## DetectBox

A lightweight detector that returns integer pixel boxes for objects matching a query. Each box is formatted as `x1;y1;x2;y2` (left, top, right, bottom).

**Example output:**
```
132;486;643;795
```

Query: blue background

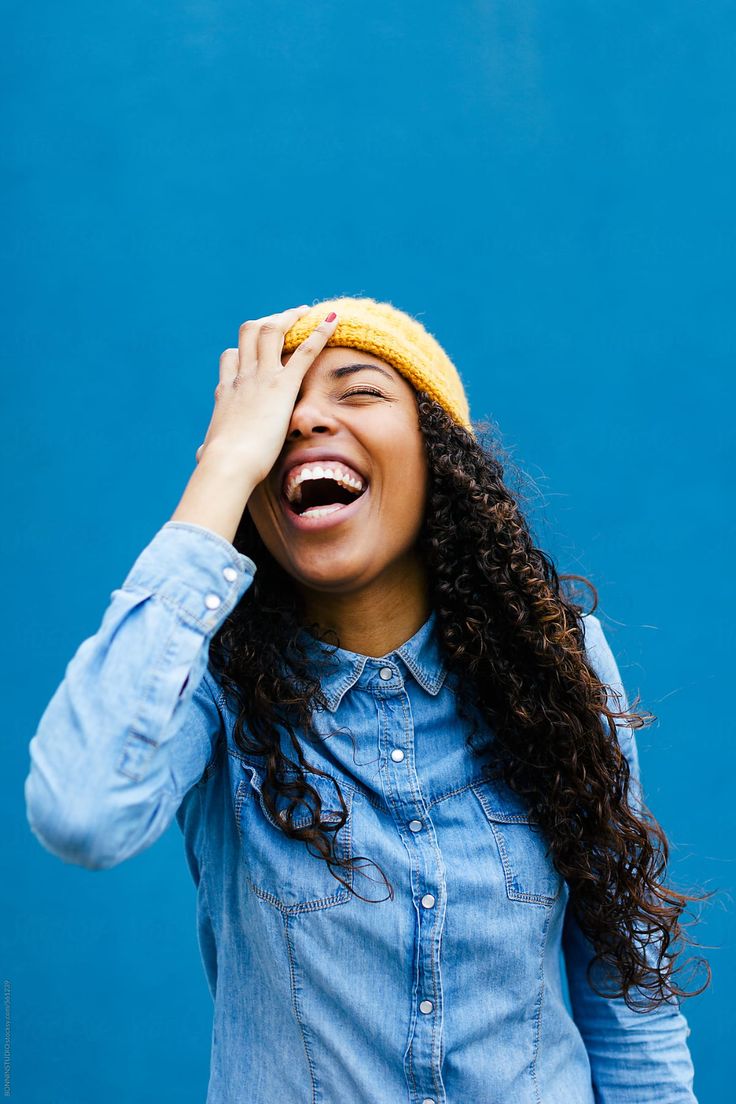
4;2;733;1100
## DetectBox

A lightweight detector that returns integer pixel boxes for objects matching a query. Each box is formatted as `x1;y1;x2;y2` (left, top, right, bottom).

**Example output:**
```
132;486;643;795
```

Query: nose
286;390;338;439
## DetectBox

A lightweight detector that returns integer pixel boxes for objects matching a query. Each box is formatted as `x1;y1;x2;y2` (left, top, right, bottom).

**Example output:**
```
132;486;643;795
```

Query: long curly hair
208;390;713;1012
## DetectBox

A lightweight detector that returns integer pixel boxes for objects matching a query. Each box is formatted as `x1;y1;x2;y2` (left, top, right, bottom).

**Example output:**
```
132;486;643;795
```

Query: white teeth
299;503;345;518
285;463;365;504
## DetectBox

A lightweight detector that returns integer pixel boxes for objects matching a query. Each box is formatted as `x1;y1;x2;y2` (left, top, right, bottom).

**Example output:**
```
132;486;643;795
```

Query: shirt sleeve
23;520;256;872
562;613;698;1103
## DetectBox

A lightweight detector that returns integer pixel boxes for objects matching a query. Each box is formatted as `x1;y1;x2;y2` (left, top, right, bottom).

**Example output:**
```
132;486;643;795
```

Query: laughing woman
25;297;709;1103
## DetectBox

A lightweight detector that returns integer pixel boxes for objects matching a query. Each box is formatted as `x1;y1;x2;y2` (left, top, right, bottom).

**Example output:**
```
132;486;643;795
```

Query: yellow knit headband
282;296;475;438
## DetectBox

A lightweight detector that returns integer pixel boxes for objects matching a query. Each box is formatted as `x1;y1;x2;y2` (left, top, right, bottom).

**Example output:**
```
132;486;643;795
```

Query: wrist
199;441;264;489
169;449;260;545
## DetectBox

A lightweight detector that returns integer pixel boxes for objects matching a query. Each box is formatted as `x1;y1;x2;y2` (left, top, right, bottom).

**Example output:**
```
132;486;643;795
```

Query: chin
286;555;372;592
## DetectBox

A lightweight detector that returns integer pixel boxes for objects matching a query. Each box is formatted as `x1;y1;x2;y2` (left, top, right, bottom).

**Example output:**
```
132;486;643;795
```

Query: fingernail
325;311;337;323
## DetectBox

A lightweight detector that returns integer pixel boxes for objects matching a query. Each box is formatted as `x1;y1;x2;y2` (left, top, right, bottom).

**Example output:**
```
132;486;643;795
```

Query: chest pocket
470;778;563;906
235;761;354;912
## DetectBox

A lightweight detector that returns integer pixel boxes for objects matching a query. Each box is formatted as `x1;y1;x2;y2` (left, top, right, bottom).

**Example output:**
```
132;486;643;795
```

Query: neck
296;555;432;658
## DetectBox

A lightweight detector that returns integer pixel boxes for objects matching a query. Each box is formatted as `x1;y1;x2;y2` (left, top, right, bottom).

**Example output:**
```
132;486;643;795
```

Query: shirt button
222;566;238;582
422;1099;436;1104
379;666;393;680
390;748;405;762
419;999;433;1014
421;893;436;909
408;819;423;833
204;594;222;610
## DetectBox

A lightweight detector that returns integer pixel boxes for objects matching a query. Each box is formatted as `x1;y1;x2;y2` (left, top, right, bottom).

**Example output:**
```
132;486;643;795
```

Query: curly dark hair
208;389;713;1013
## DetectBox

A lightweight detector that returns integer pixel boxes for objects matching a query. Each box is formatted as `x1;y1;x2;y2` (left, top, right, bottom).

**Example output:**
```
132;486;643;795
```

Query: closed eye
341;387;385;399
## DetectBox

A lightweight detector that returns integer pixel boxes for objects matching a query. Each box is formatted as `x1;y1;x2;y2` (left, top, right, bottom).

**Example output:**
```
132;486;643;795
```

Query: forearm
169;445;261;545
564;906;698;1103
564;616;699;1101
24;522;256;870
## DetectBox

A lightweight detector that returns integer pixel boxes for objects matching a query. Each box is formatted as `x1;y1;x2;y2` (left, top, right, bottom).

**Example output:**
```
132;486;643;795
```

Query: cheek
383;451;428;531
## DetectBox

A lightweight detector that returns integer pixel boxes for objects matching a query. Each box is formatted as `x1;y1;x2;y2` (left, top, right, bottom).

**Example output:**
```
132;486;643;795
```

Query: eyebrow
328;362;395;382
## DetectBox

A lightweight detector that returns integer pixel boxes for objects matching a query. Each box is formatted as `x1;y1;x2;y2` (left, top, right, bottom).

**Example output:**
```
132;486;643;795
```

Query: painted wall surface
4;2;732;1101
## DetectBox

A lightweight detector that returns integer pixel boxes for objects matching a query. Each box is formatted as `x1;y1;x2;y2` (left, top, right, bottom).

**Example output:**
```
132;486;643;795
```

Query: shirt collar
293;608;449;712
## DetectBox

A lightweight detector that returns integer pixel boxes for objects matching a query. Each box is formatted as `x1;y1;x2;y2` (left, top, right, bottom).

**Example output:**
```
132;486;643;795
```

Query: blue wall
4;2;732;1100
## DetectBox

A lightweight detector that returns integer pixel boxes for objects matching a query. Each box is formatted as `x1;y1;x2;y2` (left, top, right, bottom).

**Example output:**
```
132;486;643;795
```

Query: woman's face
246;345;429;598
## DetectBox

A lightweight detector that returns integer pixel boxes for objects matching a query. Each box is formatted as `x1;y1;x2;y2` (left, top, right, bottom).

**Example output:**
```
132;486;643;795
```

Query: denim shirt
24;521;697;1104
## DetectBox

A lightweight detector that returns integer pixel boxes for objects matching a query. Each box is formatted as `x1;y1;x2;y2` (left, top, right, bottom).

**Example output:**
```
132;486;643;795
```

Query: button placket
410;812;443;1095
379;678;445;1102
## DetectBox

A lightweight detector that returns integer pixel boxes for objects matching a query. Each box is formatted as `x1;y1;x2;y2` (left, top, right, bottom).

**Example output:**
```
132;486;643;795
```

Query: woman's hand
195;304;339;486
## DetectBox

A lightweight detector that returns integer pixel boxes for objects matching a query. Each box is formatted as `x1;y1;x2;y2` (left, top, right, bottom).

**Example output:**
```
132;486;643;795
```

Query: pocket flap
242;760;348;830
471;776;539;825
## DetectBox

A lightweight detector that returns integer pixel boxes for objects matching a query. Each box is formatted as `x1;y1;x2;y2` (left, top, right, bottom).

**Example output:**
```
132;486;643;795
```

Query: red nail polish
325;311;337;323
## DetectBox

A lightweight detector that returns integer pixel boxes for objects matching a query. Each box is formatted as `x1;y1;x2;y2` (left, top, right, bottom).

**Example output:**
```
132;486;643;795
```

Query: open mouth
280;475;370;525
280;472;370;527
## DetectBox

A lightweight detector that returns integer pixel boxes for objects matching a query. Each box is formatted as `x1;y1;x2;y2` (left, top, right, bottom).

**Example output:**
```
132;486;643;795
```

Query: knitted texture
282;296;475;437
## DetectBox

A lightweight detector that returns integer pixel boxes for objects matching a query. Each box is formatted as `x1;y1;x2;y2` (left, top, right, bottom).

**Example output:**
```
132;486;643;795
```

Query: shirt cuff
119;520;257;633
